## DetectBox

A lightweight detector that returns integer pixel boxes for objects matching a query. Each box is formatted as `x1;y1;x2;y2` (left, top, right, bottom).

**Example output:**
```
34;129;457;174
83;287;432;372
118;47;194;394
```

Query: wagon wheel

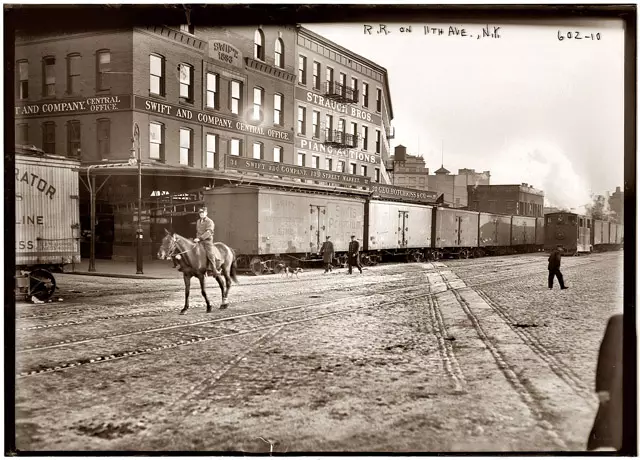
249;256;266;276
29;268;56;302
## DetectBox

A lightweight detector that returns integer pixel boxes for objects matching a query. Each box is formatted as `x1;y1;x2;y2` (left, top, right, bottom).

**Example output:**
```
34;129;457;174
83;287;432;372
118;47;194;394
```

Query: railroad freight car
510;215;539;253
364;200;433;263
477;212;512;256
432;207;479;258
15;147;81;301
203;185;365;275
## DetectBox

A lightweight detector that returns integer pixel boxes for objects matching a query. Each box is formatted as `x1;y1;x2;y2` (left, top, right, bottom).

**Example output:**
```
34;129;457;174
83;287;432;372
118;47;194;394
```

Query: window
149;122;164;161
350;163;357;175
273;93;283;125
67;120;81;157
297;106;306;135
362;82;369;108
351;77;358;97
362;125;368;150
230;138;242;156
206;73;219;109
66;54;81;95
325;114;333;132
326;158;333;171
339;72;346;87
179;63;193;102
298;55;307;85
205;134;217;169
361;165;367;177
273;145;282;163
17;60;28;99
326;66;333;87
297;152;306;167
337;160;345;173
252;142;264;160
179;128;193;166
96;50;110;91
97;119;110;158
252;87;264;121
150;54;165;96
274;38;284;68
42;57;56;97
254;29;265;60
338;118;345;133
312;61;321;90
16;123;28;145
230;80;242;115
375;129;381;154
42;122;55;153
312;110;320;138
351;122;358;138
376;88;382;112
375;168;380;183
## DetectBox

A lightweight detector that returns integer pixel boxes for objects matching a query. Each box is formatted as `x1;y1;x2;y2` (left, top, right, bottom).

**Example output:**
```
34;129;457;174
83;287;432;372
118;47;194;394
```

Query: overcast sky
305;19;625;209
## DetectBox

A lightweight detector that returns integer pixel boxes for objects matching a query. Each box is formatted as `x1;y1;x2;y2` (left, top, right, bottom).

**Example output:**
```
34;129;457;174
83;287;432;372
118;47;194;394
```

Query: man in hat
347;235;363;274
319;235;334;273
194;207;216;273
548;244;568;290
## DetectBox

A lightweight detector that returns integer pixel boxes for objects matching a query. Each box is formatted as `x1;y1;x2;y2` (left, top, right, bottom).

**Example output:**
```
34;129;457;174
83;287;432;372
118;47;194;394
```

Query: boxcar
432;207;479;258
15;148;81;301
204;185;365;274
365;200;432;261
477;212;511;256
511;215;538;252
535;217;545;248
592;219;605;249
544;211;591;254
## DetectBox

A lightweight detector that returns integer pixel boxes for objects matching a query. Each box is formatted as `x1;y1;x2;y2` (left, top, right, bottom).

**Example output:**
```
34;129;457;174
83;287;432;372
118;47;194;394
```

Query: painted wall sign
295;87;382;126
15;95;132;118
225;155;371;187
209;40;242;67
296;138;379;164
135;96;292;143
371;183;438;203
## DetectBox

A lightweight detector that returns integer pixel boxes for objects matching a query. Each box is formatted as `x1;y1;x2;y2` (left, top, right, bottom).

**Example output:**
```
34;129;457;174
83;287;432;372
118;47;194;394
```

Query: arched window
274;38;284;68
254;29;265;60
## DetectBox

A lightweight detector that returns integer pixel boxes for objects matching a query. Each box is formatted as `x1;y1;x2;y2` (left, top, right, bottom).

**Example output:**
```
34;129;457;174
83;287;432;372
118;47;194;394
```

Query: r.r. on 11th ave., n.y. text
363;24;502;39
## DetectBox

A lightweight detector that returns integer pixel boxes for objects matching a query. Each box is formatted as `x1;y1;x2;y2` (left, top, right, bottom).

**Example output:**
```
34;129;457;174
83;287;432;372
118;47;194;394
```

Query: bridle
164;234;198;259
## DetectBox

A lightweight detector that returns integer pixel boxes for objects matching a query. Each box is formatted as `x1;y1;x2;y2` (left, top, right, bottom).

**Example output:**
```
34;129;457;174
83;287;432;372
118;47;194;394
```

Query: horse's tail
230;248;239;284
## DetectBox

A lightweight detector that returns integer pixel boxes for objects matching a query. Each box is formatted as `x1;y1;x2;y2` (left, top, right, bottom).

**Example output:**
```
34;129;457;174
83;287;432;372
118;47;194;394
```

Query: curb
71;271;171;280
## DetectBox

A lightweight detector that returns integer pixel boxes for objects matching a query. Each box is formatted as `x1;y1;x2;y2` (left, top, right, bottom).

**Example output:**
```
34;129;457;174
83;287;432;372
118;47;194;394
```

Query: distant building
468;183;544;217
386;145;490;207
609;186;624;223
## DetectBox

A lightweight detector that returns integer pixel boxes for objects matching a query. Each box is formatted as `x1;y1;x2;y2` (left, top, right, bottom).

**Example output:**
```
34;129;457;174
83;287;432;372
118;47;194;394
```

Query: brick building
609;186;624;223
14;22;394;260
467;183;544;217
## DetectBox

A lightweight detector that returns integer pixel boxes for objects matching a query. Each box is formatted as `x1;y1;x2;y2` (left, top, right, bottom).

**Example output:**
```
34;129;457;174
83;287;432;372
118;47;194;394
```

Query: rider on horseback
194;207;216;274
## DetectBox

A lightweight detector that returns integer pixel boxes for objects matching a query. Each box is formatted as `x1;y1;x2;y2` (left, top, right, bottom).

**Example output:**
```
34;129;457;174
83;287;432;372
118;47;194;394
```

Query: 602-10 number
558;30;601;41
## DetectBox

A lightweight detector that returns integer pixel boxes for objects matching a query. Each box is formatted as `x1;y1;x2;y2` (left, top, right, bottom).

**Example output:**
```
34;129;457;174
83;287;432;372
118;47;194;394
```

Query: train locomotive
544;211;624;255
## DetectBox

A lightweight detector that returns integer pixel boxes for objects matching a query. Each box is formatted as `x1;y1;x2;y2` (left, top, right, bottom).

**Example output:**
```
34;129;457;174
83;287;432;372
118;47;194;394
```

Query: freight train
204;184;623;275
15;145;81;301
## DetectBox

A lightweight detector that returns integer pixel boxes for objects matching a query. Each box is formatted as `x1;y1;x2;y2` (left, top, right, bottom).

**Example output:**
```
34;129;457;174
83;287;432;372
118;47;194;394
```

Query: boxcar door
456;216;462;246
398;211;409;248
309;205;327;253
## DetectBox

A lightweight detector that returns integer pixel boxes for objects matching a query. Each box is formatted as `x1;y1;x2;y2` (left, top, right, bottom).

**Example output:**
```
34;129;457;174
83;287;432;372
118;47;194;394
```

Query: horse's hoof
206;308;212;313
179;310;187;315
220;303;229;309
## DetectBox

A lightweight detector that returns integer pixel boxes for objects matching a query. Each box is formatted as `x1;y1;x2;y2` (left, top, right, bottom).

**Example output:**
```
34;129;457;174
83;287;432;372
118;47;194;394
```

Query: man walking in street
194;207;216;274
347;235;363;274
320;235;334;273
548;244;568;290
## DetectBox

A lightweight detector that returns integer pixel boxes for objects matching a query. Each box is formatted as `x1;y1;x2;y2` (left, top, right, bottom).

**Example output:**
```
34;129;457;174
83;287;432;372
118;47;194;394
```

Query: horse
157;229;238;314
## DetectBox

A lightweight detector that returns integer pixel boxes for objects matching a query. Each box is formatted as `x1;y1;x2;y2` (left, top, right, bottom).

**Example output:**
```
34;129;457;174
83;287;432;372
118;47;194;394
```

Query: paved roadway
13;251;623;452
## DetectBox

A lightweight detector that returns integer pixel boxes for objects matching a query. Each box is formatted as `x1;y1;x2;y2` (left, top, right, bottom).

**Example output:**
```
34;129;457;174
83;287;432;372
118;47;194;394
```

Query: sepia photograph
5;3;635;454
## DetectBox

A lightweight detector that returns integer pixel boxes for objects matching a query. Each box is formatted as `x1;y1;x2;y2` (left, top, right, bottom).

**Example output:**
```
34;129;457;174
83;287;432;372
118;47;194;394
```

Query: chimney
394;145;407;162
616;186;621;193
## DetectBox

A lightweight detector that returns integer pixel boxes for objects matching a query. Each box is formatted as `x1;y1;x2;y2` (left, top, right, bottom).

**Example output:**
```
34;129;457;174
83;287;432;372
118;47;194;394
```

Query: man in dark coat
319;236;334;273
194;207;216;273
587;314;623;451
548;245;568;289
347;235;363;274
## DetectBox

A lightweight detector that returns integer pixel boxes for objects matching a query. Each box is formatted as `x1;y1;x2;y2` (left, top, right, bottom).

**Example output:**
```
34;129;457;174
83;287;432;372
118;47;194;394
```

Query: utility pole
132;123;144;274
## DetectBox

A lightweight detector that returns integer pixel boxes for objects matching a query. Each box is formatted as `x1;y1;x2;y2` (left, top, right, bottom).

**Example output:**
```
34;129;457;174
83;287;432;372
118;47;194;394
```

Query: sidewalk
70;258;184;280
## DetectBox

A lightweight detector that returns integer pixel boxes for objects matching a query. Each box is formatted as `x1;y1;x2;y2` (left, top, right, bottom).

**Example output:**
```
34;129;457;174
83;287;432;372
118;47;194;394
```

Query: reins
167;235;198;258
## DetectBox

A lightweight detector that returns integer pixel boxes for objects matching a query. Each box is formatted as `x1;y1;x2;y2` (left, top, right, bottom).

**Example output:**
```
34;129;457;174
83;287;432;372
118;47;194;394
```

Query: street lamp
130;123;143;274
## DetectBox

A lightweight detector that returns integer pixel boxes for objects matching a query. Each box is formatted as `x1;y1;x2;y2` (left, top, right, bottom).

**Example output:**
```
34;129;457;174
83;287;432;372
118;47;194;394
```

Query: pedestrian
587;314;623;451
548;244;568;289
320;235;334;273
347;235;363;274
194;207;216;274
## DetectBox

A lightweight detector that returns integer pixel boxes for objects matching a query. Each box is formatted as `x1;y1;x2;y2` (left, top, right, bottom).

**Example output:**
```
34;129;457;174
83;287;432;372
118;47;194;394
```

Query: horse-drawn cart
15;146;81;302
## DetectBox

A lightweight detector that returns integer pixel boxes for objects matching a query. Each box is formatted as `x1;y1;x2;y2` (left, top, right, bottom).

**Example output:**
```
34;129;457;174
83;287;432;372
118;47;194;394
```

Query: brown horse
157;230;238;314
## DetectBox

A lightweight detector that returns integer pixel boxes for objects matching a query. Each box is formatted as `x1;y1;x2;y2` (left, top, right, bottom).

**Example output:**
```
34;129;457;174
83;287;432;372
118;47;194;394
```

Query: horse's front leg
181;274;191;315
214;275;228;309
198;274;213;313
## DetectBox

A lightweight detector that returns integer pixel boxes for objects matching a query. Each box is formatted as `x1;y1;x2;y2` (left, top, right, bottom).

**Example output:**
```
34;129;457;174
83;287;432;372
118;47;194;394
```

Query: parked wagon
15;146;81;301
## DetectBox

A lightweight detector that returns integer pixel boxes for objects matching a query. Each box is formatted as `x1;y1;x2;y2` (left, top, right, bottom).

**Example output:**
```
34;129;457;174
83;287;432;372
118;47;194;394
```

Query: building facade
467;184;544;217
609;186;624;223
293;27;394;184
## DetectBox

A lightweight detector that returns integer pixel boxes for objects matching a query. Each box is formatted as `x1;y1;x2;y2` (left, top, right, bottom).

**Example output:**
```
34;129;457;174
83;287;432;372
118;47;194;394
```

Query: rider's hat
198;207;207;213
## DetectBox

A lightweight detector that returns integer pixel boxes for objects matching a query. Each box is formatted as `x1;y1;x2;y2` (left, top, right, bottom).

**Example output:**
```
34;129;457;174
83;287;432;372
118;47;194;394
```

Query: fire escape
323;81;360;149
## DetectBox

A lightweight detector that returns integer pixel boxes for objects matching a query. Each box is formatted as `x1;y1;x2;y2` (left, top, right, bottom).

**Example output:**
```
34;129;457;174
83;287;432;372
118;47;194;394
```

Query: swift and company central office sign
15;95;132;117
135;96;292;143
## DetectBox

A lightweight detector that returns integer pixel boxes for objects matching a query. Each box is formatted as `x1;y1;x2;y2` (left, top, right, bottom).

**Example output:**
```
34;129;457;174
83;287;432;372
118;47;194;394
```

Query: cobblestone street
14;252;623;452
